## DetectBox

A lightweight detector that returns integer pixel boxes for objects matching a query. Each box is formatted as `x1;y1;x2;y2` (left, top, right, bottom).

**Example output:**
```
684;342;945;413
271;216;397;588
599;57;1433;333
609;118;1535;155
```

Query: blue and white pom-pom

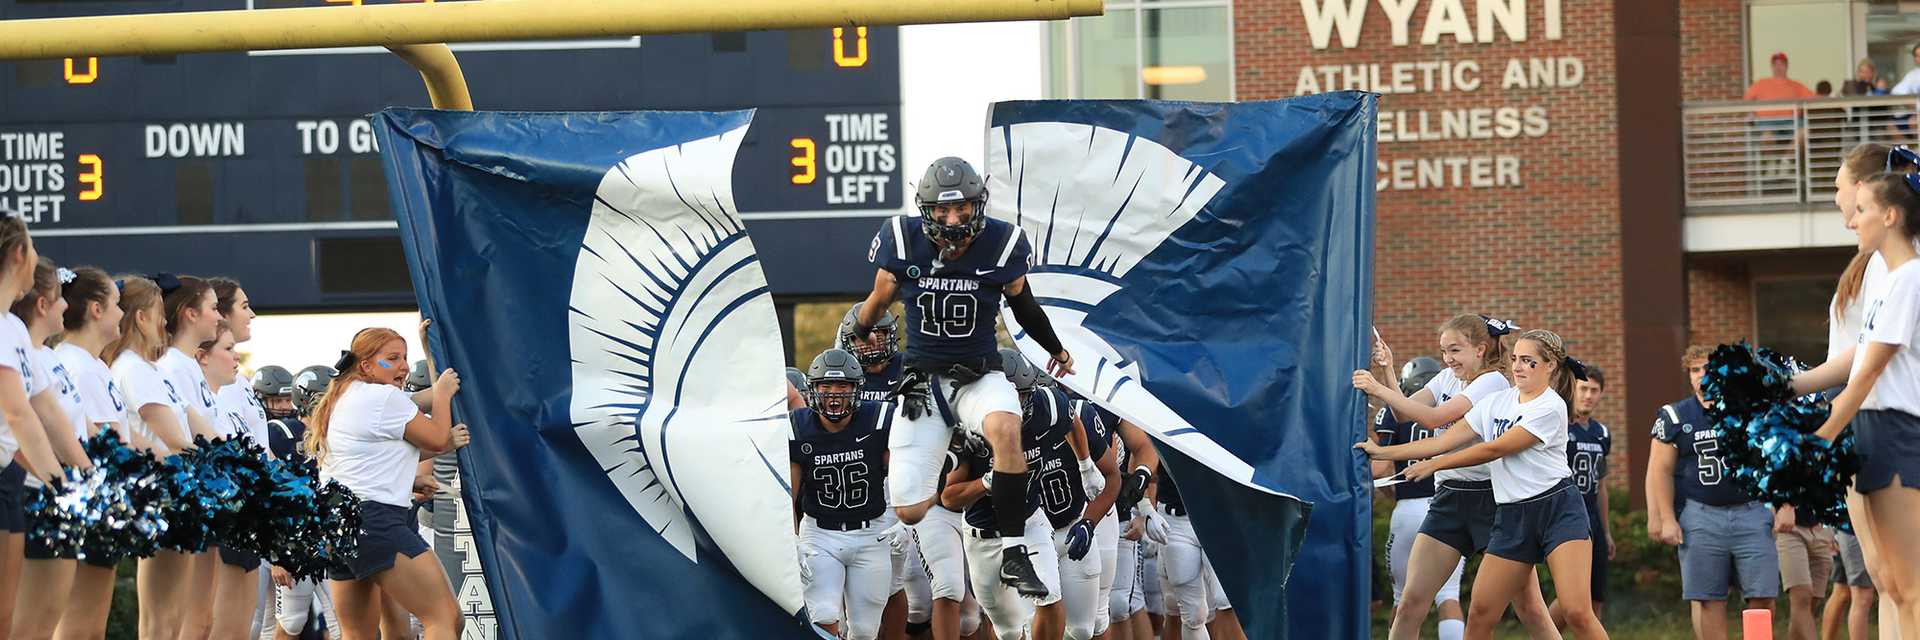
1702;342;1858;531
25;427;171;561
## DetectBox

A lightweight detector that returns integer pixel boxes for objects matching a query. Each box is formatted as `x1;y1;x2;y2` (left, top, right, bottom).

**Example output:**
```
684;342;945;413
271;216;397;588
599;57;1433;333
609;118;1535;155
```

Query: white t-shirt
55;343;122;440
1829;252;1890;362
0;314;35;464
1420;368;1512;484
1464;387;1573;503
1857;259;1920;414
157;347;218;423
319;380;423;508
216;382;271;451
34;346;87;443
112;349;184;456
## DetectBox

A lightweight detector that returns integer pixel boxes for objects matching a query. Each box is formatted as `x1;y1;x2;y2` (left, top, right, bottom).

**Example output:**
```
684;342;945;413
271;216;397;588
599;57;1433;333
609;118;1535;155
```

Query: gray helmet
252;365;295;418
915;157;988;246
293;365;336;417
1001;348;1041;415
784;367;808;393
1400;357;1444;397
805;349;865;422
837;302;899;368
404;360;431;393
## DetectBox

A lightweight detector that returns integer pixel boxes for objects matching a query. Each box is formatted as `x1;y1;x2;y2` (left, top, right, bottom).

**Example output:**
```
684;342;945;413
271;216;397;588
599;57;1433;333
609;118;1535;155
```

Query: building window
1046;0;1233;101
1753;276;1838;366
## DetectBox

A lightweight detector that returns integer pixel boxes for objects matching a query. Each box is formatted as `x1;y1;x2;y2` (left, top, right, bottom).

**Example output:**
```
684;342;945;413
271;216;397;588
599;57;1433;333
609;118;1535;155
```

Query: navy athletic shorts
1418;479;1494;556
328;501;429;582
1486;480;1589;565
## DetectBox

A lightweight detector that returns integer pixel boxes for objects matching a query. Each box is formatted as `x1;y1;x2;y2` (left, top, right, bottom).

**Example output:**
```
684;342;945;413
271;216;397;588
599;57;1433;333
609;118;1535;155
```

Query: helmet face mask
915;157;989;249
293;365;336;418
251;365;295;418
837;303;898;368
805;349;866;423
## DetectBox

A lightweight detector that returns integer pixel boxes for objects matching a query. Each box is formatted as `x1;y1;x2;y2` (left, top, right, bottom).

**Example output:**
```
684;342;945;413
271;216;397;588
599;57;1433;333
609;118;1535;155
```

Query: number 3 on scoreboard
77;154;103;202
790;138;816;185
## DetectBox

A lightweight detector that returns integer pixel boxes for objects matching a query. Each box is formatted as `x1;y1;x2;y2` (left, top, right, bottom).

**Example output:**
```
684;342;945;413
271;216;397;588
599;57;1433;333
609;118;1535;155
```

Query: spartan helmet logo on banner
565;124;802;615
985;121;1270;485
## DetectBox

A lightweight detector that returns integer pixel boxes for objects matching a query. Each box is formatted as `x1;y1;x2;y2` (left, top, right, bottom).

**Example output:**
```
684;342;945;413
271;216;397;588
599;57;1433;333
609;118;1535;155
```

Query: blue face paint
376;360;393;370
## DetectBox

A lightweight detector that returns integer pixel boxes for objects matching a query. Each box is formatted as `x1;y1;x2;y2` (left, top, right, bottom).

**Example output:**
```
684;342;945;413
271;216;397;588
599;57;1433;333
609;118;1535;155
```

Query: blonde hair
104;276;163;364
1439;314;1510;380
1516;329;1575;405
303;327;404;461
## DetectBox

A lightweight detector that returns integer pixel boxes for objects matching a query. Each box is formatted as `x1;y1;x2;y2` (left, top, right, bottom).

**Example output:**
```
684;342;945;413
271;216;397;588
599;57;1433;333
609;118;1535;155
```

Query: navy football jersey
1073;398;1115;466
858;354;904;403
1372;406;1437;501
1651;396;1749;507
791;402;893;524
267;416;307;460
868;215;1031;365
1567;417;1611;515
959;389;1078;531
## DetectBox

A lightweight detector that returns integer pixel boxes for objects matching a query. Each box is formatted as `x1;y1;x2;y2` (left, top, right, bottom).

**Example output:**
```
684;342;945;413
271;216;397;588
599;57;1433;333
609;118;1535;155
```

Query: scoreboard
0;0;904;308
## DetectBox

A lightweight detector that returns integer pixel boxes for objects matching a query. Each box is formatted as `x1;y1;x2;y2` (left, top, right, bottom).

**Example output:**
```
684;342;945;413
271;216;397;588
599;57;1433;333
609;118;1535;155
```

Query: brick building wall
1685;258;1756;347
1236;0;1629;441
1681;0;1747;102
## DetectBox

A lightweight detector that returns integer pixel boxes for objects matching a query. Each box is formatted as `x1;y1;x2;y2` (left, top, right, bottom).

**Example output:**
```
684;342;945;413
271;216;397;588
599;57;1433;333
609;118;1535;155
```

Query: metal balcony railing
1682;95;1920;210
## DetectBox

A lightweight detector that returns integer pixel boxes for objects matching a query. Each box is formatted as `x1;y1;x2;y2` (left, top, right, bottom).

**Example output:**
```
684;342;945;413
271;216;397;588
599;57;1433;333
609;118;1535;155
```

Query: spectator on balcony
1745;52;1817;119
1843;58;1887;97
1819;81;1834;98
1890;44;1920;96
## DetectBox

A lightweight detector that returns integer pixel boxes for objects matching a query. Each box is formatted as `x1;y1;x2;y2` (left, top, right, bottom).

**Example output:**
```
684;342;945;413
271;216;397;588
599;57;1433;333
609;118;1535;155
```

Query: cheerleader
188;320;268;640
1813;170;1920;635
0;219;70;640
12;258;95;640
49;266;129;640
307;328;463;640
1395;329;1605;640
1354;314;1558;640
209;277;269;450
1794;142;1918;639
153;275;226;640
107;275;194;640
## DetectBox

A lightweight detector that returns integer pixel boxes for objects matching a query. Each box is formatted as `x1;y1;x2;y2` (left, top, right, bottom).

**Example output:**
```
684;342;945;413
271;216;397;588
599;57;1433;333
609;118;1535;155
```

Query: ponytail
304;327;402;462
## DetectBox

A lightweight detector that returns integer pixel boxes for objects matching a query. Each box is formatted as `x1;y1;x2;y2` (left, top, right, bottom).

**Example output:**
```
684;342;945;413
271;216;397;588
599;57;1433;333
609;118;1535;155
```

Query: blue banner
374;109;810;640
987;94;1377;640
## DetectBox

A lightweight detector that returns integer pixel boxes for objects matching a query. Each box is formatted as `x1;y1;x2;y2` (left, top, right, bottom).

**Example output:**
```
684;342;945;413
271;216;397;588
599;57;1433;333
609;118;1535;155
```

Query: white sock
1000;536;1029;552
1437;618;1465;640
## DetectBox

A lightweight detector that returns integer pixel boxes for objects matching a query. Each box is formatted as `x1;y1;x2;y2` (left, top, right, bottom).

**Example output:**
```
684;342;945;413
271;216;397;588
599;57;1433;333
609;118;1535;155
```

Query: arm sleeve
1372;407;1397;443
869;218;904;273
1007;285;1066;357
1651;407;1678;445
1867;270;1919;347
378;386;421;440
117;368;169;410
1517;402;1567;444
1461;371;1507;405
1599;423;1612;478
1464;398;1492;441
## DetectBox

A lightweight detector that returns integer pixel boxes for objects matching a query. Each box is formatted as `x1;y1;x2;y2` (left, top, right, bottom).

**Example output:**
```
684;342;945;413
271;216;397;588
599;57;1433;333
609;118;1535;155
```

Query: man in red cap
1745;52;1817;116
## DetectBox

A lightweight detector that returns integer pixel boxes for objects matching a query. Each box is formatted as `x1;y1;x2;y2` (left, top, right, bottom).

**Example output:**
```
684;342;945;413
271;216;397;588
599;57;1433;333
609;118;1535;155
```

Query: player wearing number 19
1645;345;1777;640
852;157;1075;600
791;349;897;640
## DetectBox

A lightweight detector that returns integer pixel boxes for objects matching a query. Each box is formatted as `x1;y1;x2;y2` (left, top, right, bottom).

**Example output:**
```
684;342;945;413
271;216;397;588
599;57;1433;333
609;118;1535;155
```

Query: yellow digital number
790;138;816;185
77;154;103;202
63;57;98;85
832;27;868;68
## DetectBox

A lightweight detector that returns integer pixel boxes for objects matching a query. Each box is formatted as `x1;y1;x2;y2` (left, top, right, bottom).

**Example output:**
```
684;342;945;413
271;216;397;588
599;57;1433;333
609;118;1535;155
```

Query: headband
1564;356;1589;381
1479;315;1518;338
149;272;182;297
332;350;357;375
1888;146;1919;173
